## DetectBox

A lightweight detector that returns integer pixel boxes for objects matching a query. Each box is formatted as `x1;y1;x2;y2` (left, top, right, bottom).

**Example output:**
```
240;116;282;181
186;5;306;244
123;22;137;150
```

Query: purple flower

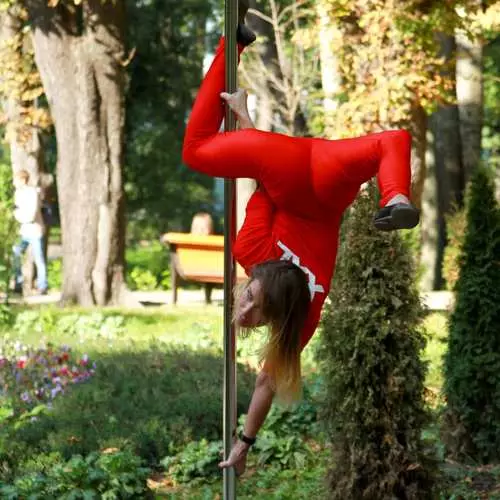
50;386;62;399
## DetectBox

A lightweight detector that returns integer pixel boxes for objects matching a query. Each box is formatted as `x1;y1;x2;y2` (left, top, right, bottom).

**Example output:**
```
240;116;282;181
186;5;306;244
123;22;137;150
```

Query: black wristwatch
239;432;256;446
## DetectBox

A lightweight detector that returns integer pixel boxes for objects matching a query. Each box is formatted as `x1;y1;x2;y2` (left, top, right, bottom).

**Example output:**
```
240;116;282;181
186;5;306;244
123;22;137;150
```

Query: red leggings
183;39;411;222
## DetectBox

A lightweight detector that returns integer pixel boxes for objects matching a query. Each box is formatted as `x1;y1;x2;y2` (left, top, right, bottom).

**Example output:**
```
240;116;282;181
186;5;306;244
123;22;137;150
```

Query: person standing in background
12;169;48;295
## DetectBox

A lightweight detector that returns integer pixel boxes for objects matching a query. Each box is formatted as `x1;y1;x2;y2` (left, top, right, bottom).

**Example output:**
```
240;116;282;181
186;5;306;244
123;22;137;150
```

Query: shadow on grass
6;345;255;468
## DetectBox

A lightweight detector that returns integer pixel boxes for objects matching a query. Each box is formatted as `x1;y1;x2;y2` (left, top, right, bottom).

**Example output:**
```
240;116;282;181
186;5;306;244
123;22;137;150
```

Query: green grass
0;306;256;472
422;312;449;396
3;305;499;499
0;304;327;496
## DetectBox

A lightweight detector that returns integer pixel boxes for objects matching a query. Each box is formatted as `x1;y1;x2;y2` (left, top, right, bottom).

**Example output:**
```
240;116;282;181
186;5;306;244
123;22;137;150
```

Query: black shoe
373;203;420;231
237;23;256;46
236;0;256;46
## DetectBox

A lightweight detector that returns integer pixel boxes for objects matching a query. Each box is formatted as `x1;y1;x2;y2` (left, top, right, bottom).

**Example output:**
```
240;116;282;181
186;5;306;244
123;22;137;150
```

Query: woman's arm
218;370;275;475
233;189;276;272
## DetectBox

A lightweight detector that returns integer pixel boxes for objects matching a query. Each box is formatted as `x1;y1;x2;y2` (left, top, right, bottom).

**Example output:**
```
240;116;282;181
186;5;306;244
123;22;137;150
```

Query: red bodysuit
183;38;412;351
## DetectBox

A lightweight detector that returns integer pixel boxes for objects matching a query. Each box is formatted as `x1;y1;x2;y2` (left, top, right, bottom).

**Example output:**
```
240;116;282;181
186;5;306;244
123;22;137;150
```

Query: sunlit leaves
318;0;485;138
0;19;52;144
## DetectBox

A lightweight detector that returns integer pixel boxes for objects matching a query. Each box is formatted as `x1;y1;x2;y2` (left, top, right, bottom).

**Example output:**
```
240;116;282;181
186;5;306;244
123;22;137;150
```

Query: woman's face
235;279;266;328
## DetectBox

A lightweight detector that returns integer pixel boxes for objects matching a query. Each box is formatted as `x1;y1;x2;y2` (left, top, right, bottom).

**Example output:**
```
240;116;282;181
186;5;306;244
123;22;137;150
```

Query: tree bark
317;0;342;139
26;0;127;306
420;125;441;291
425;34;465;290
456;28;483;184
408;105;427;211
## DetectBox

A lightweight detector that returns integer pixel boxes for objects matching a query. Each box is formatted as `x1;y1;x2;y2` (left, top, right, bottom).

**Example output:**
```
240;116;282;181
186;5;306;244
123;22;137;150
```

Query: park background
0;0;499;498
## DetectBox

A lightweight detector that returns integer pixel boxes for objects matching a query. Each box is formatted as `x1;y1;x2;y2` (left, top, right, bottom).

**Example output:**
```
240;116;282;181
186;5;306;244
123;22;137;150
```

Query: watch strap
239;432;256;446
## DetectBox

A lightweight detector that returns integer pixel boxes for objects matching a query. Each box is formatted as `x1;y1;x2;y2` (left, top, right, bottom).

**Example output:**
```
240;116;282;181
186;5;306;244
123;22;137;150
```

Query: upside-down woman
182;2;419;475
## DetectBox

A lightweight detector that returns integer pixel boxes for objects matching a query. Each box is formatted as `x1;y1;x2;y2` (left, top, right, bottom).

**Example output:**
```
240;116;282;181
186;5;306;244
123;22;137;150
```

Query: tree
240;0;320;136
124;0;217;237
0;160;16;299
317;183;435;499
0;5;53;293
442;164;500;462
422;1;499;290
482;34;500;201
24;0;127;306
316;1;454;199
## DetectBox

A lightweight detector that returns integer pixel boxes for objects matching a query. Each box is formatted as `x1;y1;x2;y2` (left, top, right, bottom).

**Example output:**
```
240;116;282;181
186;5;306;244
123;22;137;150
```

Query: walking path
3;288;454;311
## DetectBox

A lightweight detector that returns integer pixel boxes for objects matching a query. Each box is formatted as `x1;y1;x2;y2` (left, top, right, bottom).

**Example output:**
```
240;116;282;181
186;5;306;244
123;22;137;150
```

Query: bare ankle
386;194;410;206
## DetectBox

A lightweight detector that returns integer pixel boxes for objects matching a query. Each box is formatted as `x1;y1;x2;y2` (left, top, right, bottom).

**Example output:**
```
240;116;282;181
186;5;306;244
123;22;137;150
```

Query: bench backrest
162;232;247;283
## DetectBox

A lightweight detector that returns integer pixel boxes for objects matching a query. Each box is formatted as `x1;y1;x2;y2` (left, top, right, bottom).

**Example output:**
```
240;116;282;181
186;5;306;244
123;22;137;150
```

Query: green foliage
125;241;170;291
161;451;329;499
317;183;435;499
0;304;14;328
127;267;158;291
0;162;16;296
124;0;219;235
483;39;500;173
0;340;255;475
318;0;458;137
0;449;152;498
262;381;320;437
247;381;321;470
161;439;221;484
45;241;173;292
47;258;62;290
11;309;125;344
160;375;323;484
443;165;500;463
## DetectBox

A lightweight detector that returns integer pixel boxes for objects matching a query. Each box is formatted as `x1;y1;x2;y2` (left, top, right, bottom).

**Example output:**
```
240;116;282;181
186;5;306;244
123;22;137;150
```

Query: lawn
1;304;498;499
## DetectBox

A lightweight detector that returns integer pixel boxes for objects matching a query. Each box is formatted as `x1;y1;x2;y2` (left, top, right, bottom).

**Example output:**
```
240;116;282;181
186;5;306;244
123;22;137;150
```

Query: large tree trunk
456;29;483;184
26;0;127;306
420;125;441;291
317;0;342;139
409;105;428;211
426;34;465;290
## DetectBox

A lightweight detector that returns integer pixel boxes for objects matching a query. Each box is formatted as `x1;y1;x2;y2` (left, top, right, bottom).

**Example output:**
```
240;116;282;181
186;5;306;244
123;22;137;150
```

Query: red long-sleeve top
233;189;341;351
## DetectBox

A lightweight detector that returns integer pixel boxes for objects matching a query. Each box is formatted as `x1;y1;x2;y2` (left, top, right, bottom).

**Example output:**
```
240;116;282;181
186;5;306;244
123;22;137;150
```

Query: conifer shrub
442;165;500;462
317;183;435;499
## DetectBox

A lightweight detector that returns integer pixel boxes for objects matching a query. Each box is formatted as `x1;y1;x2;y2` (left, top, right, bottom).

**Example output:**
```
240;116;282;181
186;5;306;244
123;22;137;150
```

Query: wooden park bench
161;232;247;305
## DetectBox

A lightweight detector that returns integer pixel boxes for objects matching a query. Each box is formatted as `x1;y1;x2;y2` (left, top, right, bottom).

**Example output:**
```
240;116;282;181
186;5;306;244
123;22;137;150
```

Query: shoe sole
373;205;420;231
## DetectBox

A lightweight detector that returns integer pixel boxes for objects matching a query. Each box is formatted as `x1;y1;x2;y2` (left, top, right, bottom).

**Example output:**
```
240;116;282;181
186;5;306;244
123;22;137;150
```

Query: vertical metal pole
223;1;238;499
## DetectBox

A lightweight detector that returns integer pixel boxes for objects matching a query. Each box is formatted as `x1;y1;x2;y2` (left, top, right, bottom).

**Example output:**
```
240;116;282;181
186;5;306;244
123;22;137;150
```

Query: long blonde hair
242;260;310;403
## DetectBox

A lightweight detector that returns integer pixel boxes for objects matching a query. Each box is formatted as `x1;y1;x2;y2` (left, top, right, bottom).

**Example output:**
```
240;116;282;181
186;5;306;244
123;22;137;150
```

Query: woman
182;9;419;475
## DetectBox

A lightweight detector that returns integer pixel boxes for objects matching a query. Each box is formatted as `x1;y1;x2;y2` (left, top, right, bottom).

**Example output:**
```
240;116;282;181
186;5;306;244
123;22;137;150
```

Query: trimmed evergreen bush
442;165;500;462
317;183;435;499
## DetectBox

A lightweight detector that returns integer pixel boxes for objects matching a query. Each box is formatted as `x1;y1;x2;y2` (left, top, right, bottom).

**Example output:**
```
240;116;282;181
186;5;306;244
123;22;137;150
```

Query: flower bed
0;340;95;415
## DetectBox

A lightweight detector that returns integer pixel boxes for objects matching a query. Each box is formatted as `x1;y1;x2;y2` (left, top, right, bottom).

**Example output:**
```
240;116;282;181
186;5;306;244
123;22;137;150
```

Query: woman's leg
311;130;418;228
183;39;323;218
